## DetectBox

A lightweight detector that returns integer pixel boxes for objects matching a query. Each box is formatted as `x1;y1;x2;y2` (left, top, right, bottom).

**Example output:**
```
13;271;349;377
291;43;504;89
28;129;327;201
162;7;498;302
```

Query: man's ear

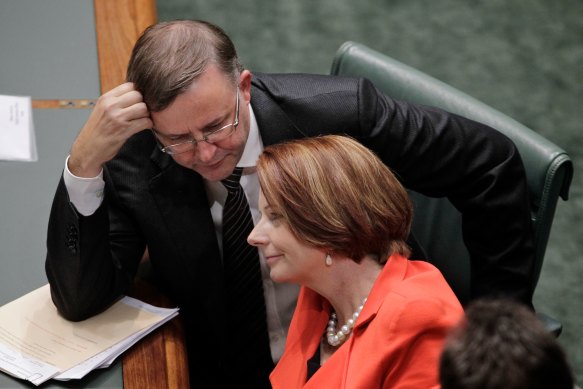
239;70;252;104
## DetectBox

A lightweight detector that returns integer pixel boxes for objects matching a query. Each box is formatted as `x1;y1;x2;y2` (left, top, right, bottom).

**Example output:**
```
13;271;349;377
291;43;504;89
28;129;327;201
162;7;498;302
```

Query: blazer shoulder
252;72;363;99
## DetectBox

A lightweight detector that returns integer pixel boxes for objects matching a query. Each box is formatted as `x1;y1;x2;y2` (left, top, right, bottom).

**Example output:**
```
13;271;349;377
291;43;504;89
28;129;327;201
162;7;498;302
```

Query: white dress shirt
62;105;299;362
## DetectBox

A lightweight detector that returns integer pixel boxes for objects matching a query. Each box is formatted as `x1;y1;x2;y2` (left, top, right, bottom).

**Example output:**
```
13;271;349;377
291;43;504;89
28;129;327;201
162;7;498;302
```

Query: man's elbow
48;285;111;322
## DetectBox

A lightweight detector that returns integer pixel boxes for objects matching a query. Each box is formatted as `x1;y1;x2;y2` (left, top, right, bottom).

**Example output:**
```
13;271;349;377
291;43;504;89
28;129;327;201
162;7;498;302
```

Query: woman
248;135;463;388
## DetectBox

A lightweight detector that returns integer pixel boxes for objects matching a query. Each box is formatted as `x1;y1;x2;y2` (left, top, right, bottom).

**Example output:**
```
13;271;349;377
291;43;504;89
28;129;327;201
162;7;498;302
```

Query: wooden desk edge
123;279;190;389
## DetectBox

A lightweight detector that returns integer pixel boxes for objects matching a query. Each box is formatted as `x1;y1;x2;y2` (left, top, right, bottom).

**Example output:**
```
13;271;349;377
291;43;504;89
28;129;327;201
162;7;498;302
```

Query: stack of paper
0;284;179;386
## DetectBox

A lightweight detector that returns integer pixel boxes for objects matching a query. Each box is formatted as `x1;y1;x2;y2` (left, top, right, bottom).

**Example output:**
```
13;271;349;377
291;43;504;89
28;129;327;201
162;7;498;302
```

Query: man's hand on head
68;82;153;178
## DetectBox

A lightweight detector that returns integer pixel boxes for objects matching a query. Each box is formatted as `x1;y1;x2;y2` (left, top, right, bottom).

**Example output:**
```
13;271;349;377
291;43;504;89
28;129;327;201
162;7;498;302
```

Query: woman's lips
264;254;283;266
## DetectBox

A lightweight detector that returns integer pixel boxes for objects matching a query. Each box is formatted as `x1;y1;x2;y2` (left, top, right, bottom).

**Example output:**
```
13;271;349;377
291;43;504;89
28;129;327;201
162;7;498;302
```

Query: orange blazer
270;254;463;389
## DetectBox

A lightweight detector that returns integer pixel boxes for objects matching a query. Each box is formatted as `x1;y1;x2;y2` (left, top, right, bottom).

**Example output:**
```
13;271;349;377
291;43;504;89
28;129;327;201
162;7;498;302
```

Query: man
46;20;534;387
440;299;574;389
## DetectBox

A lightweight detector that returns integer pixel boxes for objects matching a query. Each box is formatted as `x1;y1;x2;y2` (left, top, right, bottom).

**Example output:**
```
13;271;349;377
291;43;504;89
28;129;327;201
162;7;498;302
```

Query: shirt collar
237;105;263;169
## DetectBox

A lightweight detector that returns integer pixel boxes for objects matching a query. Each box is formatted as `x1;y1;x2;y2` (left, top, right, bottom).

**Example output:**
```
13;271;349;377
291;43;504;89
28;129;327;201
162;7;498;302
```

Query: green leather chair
330;41;573;335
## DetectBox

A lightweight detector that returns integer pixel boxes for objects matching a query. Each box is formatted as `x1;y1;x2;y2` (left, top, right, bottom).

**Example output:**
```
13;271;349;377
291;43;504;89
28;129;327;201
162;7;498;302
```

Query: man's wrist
67;153;103;178
63;156;105;216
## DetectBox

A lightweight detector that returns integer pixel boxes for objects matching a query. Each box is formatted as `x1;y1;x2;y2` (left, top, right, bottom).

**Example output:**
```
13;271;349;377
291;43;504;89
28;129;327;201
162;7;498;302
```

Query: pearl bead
326;297;368;347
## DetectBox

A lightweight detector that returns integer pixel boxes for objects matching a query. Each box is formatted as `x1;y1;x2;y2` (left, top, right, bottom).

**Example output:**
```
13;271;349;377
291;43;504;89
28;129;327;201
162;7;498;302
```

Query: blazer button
65;239;77;254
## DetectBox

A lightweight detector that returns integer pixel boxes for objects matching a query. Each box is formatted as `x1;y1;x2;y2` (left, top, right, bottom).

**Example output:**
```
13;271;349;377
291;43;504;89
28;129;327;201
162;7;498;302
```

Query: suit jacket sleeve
354;78;535;303
253;73;534;304
45;173;144;321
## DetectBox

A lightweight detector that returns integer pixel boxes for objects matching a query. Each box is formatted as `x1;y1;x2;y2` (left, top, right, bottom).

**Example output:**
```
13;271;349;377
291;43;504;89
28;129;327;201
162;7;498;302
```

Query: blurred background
157;0;582;383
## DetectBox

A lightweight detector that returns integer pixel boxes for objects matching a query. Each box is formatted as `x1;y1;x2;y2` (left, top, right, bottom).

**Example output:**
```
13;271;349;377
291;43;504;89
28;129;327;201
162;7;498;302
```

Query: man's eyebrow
159;112;230;137
201;112;230;131
152;128;190;138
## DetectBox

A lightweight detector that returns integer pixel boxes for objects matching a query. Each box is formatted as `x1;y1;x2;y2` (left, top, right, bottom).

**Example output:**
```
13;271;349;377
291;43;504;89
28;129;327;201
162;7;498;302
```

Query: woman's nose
247;225;264;247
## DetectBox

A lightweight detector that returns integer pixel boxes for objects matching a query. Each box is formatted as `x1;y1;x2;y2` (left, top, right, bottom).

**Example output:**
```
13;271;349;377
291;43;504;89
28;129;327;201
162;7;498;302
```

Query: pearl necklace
326;298;368;347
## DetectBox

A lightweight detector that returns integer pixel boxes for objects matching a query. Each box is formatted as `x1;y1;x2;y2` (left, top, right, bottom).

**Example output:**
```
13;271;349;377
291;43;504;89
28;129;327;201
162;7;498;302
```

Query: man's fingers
69;83;152;177
100;84;144;114
105;82;136;98
122;101;150;122
94;85;149;133
118;101;151;135
117;89;146;109
126;117;154;135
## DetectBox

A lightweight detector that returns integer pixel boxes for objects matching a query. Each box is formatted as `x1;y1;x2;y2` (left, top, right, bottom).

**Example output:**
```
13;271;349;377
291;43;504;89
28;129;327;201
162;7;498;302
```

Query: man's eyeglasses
152;88;240;155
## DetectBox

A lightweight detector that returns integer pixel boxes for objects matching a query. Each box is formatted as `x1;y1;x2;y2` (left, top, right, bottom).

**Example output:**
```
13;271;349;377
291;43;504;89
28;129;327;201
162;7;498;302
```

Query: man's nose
196;141;217;162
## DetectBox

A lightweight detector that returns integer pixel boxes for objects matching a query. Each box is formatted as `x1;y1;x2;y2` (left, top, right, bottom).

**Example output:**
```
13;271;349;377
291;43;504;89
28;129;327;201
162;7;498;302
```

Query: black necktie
221;167;273;388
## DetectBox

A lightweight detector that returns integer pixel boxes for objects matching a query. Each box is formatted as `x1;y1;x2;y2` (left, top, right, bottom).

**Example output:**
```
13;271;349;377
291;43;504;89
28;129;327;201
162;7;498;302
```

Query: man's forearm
45;177;133;320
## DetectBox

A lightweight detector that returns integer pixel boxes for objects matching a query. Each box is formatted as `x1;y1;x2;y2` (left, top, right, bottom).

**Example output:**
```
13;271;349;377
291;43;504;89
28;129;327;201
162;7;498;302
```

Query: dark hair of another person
440;299;574;389
126;19;243;112
256;135;412;262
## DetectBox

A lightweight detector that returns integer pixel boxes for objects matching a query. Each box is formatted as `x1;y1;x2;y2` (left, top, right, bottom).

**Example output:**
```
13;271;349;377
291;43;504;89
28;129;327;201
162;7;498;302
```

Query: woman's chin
269;269;291;284
269;271;284;283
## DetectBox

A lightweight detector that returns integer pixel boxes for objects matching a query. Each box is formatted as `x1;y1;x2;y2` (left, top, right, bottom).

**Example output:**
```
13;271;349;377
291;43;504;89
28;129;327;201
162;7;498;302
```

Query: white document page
55;297;178;380
0;342;60;386
0;94;37;161
0;284;179;385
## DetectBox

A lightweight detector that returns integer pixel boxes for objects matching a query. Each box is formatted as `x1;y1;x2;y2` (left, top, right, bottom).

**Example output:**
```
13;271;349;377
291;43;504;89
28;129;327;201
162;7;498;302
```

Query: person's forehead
184;67;237;105
152;67;239;135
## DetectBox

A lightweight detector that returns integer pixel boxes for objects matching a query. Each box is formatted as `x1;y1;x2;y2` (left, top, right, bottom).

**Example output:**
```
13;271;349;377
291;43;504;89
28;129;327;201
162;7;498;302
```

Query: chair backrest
330;41;573;304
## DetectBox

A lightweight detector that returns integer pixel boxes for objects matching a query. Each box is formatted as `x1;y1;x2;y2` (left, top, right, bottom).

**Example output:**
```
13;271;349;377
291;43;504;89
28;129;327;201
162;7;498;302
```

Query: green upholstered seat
330;41;573;335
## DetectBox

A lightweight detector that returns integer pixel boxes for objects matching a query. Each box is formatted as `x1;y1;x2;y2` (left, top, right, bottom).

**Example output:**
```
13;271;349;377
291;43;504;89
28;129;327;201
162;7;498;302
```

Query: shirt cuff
63;156;105;216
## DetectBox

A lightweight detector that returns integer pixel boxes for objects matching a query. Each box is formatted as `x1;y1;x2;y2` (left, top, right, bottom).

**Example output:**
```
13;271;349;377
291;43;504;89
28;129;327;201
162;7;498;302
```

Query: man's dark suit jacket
45;73;534;386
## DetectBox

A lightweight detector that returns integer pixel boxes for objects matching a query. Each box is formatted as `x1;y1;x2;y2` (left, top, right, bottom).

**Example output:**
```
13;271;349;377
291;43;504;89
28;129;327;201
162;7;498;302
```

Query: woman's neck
310;254;383;326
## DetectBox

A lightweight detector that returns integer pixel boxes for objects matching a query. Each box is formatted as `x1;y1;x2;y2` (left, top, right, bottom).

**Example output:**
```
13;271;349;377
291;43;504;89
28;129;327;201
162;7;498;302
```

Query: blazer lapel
148;147;226;337
351;255;408;333
279;288;330;388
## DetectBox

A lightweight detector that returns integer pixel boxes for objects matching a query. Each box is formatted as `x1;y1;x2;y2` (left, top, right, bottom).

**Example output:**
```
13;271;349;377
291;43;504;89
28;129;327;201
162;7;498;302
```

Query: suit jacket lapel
148;147;226;337
143;78;312;353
